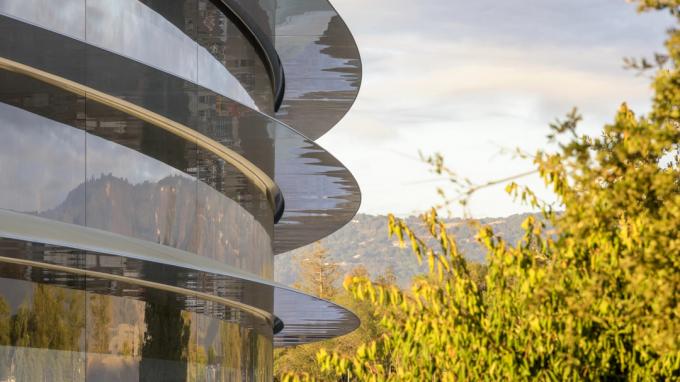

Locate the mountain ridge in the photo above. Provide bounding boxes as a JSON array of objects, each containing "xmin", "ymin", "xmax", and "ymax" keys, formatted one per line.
[{"xmin": 275, "ymin": 212, "xmax": 539, "ymax": 287}]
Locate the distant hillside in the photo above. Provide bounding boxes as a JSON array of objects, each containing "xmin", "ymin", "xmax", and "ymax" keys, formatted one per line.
[{"xmin": 275, "ymin": 212, "xmax": 539, "ymax": 287}]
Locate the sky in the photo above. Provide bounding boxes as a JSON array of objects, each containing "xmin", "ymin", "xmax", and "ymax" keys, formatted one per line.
[{"xmin": 318, "ymin": 0, "xmax": 674, "ymax": 218}]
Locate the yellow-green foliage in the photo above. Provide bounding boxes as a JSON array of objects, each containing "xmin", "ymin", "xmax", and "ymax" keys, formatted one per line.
[
  {"xmin": 276, "ymin": 264, "xmax": 388, "ymax": 380},
  {"xmin": 283, "ymin": 1, "xmax": 680, "ymax": 381}
]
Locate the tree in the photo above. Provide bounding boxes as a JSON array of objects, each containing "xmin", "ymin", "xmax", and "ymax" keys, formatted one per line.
[
  {"xmin": 374, "ymin": 265, "xmax": 397, "ymax": 287},
  {"xmin": 347, "ymin": 265, "xmax": 370, "ymax": 280},
  {"xmin": 284, "ymin": 1, "xmax": 680, "ymax": 380},
  {"xmin": 275, "ymin": 265, "xmax": 385, "ymax": 381},
  {"xmin": 293, "ymin": 244, "xmax": 342, "ymax": 300}
]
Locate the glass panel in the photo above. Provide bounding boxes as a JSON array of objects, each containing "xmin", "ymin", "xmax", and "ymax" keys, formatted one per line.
[
  {"xmin": 86, "ymin": 0, "xmax": 199, "ymax": 84},
  {"xmin": 0, "ymin": 270, "xmax": 86, "ymax": 381},
  {"xmin": 83, "ymin": 103, "xmax": 198, "ymax": 253},
  {"xmin": 0, "ymin": 65, "xmax": 273, "ymax": 276},
  {"xmin": 0, "ymin": 70, "xmax": 86, "ymax": 226},
  {"xmin": 0, "ymin": 0, "xmax": 85, "ymax": 39},
  {"xmin": 0, "ymin": 14, "xmax": 86, "ymax": 83},
  {"xmin": 273, "ymin": 10, "xmax": 362, "ymax": 139},
  {"xmin": 196, "ymin": 0, "xmax": 274, "ymax": 114},
  {"xmin": 1, "ymin": 0, "xmax": 276, "ymax": 111},
  {"xmin": 196, "ymin": 311, "xmax": 272, "ymax": 381},
  {"xmin": 0, "ymin": 237, "xmax": 275, "ymax": 381}
]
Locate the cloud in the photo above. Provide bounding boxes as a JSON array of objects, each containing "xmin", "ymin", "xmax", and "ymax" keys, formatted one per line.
[{"xmin": 321, "ymin": 0, "xmax": 673, "ymax": 217}]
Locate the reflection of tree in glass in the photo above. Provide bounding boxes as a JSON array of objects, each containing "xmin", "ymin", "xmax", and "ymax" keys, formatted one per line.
[
  {"xmin": 219, "ymin": 321, "xmax": 242, "ymax": 380},
  {"xmin": 139, "ymin": 273, "xmax": 191, "ymax": 382},
  {"xmin": 0, "ymin": 298, "xmax": 11, "ymax": 379},
  {"xmin": 0, "ymin": 284, "xmax": 86, "ymax": 381},
  {"xmin": 213, "ymin": 318, "xmax": 271, "ymax": 381},
  {"xmin": 88, "ymin": 293, "xmax": 112, "ymax": 354}
]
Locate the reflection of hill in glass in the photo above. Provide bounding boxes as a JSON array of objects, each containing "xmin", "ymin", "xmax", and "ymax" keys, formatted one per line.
[
  {"xmin": 41, "ymin": 174, "xmax": 197, "ymax": 251},
  {"xmin": 38, "ymin": 174, "xmax": 273, "ymax": 276}
]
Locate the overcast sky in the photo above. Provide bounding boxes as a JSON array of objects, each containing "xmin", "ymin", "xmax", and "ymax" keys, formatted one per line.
[{"xmin": 318, "ymin": 0, "xmax": 673, "ymax": 218}]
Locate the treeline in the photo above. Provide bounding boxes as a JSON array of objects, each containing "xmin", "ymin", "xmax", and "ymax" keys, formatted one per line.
[{"xmin": 275, "ymin": 213, "xmax": 537, "ymax": 288}]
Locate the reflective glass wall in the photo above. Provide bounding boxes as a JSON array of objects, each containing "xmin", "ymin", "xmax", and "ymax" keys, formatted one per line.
[
  {"xmin": 0, "ymin": 68, "xmax": 274, "ymax": 278},
  {"xmin": 0, "ymin": 0, "xmax": 275, "ymax": 113},
  {"xmin": 0, "ymin": 0, "xmax": 365, "ymax": 379},
  {"xmin": 0, "ymin": 267, "xmax": 272, "ymax": 381},
  {"xmin": 0, "ymin": 2, "xmax": 279, "ymax": 379}
]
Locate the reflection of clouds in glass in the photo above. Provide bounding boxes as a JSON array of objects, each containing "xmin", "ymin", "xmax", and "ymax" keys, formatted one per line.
[
  {"xmin": 0, "ymin": 102, "xmax": 84, "ymax": 213},
  {"xmin": 86, "ymin": 0, "xmax": 257, "ymax": 110},
  {"xmin": 0, "ymin": 0, "xmax": 84, "ymax": 39},
  {"xmin": 321, "ymin": 0, "xmax": 673, "ymax": 217},
  {"xmin": 0, "ymin": 102, "xmax": 190, "ymax": 213},
  {"xmin": 86, "ymin": 0, "xmax": 196, "ymax": 83},
  {"xmin": 86, "ymin": 134, "xmax": 185, "ymax": 184},
  {"xmin": 276, "ymin": 10, "xmax": 355, "ymax": 97},
  {"xmin": 275, "ymin": 129, "xmax": 350, "ymax": 215},
  {"xmin": 1, "ymin": 0, "xmax": 257, "ymax": 110}
]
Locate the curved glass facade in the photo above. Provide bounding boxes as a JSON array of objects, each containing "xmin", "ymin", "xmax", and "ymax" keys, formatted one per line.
[
  {"xmin": 0, "ymin": 272, "xmax": 272, "ymax": 381},
  {"xmin": 0, "ymin": 0, "xmax": 362, "ymax": 379},
  {"xmin": 0, "ymin": 69, "xmax": 274, "ymax": 278},
  {"xmin": 0, "ymin": 0, "xmax": 273, "ymax": 112}
]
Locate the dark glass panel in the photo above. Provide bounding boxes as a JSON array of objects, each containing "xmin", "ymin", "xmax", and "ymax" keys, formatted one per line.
[{"xmin": 0, "ymin": 14, "xmax": 86, "ymax": 83}]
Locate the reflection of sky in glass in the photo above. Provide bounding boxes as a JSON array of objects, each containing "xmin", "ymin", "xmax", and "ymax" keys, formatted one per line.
[
  {"xmin": 0, "ymin": 102, "xmax": 186, "ymax": 213},
  {"xmin": 1, "ymin": 0, "xmax": 257, "ymax": 109},
  {"xmin": 0, "ymin": 0, "xmax": 84, "ymax": 39},
  {"xmin": 274, "ymin": 287, "xmax": 359, "ymax": 346},
  {"xmin": 275, "ymin": 10, "xmax": 355, "ymax": 97},
  {"xmin": 86, "ymin": 134, "xmax": 185, "ymax": 185},
  {"xmin": 275, "ymin": 133, "xmax": 348, "ymax": 214},
  {"xmin": 0, "ymin": 102, "xmax": 84, "ymax": 213},
  {"xmin": 86, "ymin": 0, "xmax": 258, "ymax": 110}
]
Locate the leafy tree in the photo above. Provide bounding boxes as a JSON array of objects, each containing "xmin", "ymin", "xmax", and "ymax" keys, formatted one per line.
[
  {"xmin": 374, "ymin": 265, "xmax": 397, "ymax": 287},
  {"xmin": 293, "ymin": 244, "xmax": 342, "ymax": 300},
  {"xmin": 283, "ymin": 1, "xmax": 680, "ymax": 380},
  {"xmin": 275, "ymin": 266, "xmax": 385, "ymax": 380},
  {"xmin": 347, "ymin": 265, "xmax": 370, "ymax": 280}
]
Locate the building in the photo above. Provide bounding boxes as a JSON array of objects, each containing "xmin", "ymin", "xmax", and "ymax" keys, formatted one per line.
[{"xmin": 0, "ymin": 0, "xmax": 361, "ymax": 380}]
